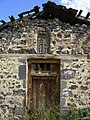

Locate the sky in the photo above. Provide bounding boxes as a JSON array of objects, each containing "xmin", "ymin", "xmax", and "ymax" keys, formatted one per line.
[{"xmin": 0, "ymin": 0, "xmax": 90, "ymax": 24}]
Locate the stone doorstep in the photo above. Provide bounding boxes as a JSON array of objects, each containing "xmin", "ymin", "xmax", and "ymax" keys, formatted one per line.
[{"xmin": 80, "ymin": 117, "xmax": 90, "ymax": 120}]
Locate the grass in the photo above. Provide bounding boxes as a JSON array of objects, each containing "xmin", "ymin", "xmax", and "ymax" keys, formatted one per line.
[
  {"xmin": 21, "ymin": 105, "xmax": 61, "ymax": 120},
  {"xmin": 67, "ymin": 106, "xmax": 80, "ymax": 120},
  {"xmin": 8, "ymin": 106, "xmax": 90, "ymax": 120},
  {"xmin": 67, "ymin": 106, "xmax": 90, "ymax": 120}
]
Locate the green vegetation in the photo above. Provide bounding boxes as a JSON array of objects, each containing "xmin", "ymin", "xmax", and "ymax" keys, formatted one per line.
[
  {"xmin": 7, "ymin": 106, "xmax": 90, "ymax": 120},
  {"xmin": 67, "ymin": 106, "xmax": 90, "ymax": 120},
  {"xmin": 79, "ymin": 108, "xmax": 90, "ymax": 118},
  {"xmin": 67, "ymin": 106, "xmax": 80, "ymax": 120},
  {"xmin": 21, "ymin": 106, "xmax": 61, "ymax": 120},
  {"xmin": 8, "ymin": 114, "xmax": 14, "ymax": 120}
]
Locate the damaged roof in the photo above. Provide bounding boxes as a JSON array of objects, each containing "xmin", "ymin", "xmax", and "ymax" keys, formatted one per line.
[{"xmin": 0, "ymin": 1, "xmax": 90, "ymax": 31}]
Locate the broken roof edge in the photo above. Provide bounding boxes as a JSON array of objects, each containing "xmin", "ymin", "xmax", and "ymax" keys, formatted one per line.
[{"xmin": 0, "ymin": 1, "xmax": 90, "ymax": 31}]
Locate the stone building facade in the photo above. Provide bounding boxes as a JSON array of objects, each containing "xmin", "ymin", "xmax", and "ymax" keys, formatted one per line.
[{"xmin": 0, "ymin": 3, "xmax": 90, "ymax": 120}]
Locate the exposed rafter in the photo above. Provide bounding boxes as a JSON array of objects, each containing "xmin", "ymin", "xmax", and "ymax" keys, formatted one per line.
[{"xmin": 0, "ymin": 1, "xmax": 90, "ymax": 32}]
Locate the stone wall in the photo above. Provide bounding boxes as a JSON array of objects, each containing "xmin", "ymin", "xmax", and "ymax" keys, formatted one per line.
[
  {"xmin": 0, "ymin": 56, "xmax": 26, "ymax": 119},
  {"xmin": 0, "ymin": 18, "xmax": 90, "ymax": 119},
  {"xmin": 60, "ymin": 57, "xmax": 90, "ymax": 114},
  {"xmin": 0, "ymin": 18, "xmax": 90, "ymax": 55}
]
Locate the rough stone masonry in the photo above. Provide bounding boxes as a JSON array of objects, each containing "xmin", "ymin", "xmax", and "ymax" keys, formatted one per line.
[{"xmin": 0, "ymin": 1, "xmax": 90, "ymax": 120}]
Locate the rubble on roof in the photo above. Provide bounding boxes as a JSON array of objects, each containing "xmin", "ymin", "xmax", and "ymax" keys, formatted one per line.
[{"xmin": 0, "ymin": 1, "xmax": 90, "ymax": 32}]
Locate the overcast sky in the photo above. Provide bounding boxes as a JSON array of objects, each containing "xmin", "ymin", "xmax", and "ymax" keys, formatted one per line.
[{"xmin": 0, "ymin": 0, "xmax": 90, "ymax": 23}]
